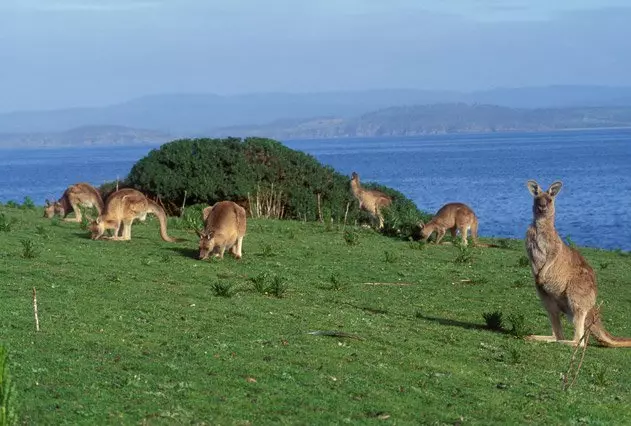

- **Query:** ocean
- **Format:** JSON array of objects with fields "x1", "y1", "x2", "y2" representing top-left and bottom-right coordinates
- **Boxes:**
[{"x1": 1, "y1": 129, "x2": 630, "y2": 250}]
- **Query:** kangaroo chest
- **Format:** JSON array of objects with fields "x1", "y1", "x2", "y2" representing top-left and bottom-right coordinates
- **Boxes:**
[{"x1": 526, "y1": 224, "x2": 559, "y2": 279}]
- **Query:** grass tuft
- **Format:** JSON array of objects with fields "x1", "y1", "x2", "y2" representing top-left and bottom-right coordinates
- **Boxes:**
[
  {"x1": 212, "y1": 282, "x2": 234, "y2": 298},
  {"x1": 268, "y1": 276, "x2": 287, "y2": 298},
  {"x1": 343, "y1": 229, "x2": 359, "y2": 246},
  {"x1": 20, "y1": 239, "x2": 39, "y2": 259},
  {"x1": 517, "y1": 255, "x2": 530, "y2": 268},
  {"x1": 483, "y1": 310, "x2": 504, "y2": 331},
  {"x1": 383, "y1": 250, "x2": 398, "y2": 264}
]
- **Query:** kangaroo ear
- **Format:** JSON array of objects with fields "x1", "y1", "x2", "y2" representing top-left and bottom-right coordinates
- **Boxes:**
[
  {"x1": 45, "y1": 199, "x2": 51, "y2": 206},
  {"x1": 548, "y1": 181, "x2": 563, "y2": 197},
  {"x1": 195, "y1": 228, "x2": 203, "y2": 238},
  {"x1": 526, "y1": 180, "x2": 541, "y2": 196},
  {"x1": 95, "y1": 217, "x2": 102, "y2": 224},
  {"x1": 417, "y1": 220, "x2": 425, "y2": 229}
]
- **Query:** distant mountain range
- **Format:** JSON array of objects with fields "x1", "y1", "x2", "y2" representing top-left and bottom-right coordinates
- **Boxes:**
[
  {"x1": 1, "y1": 85, "x2": 631, "y2": 147},
  {"x1": 210, "y1": 104, "x2": 631, "y2": 139},
  {"x1": 0, "y1": 126, "x2": 171, "y2": 149}
]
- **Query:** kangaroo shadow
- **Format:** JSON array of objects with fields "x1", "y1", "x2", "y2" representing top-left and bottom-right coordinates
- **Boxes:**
[
  {"x1": 417, "y1": 314, "x2": 510, "y2": 335},
  {"x1": 73, "y1": 231, "x2": 93, "y2": 240},
  {"x1": 168, "y1": 247, "x2": 199, "y2": 260}
]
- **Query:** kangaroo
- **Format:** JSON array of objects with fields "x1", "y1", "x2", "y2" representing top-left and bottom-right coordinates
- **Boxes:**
[
  {"x1": 197, "y1": 201, "x2": 247, "y2": 260},
  {"x1": 350, "y1": 172, "x2": 393, "y2": 229},
  {"x1": 525, "y1": 180, "x2": 631, "y2": 347},
  {"x1": 44, "y1": 183, "x2": 104, "y2": 222},
  {"x1": 418, "y1": 203, "x2": 478, "y2": 246},
  {"x1": 89, "y1": 188, "x2": 178, "y2": 242}
]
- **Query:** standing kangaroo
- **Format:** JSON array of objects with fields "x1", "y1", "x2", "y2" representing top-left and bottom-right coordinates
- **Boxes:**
[
  {"x1": 197, "y1": 201, "x2": 247, "y2": 260},
  {"x1": 89, "y1": 188, "x2": 178, "y2": 242},
  {"x1": 350, "y1": 172, "x2": 393, "y2": 229},
  {"x1": 418, "y1": 202, "x2": 478, "y2": 246},
  {"x1": 44, "y1": 183, "x2": 104, "y2": 222},
  {"x1": 525, "y1": 180, "x2": 631, "y2": 347}
]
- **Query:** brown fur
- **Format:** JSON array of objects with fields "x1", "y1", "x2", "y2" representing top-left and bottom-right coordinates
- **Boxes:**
[
  {"x1": 44, "y1": 183, "x2": 104, "y2": 222},
  {"x1": 350, "y1": 172, "x2": 393, "y2": 229},
  {"x1": 197, "y1": 201, "x2": 247, "y2": 260},
  {"x1": 89, "y1": 188, "x2": 178, "y2": 242},
  {"x1": 525, "y1": 180, "x2": 631, "y2": 348},
  {"x1": 419, "y1": 203, "x2": 478, "y2": 246}
]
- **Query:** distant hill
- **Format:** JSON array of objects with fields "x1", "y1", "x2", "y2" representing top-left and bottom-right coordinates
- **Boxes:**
[
  {"x1": 209, "y1": 104, "x2": 631, "y2": 139},
  {"x1": 2, "y1": 85, "x2": 631, "y2": 135},
  {"x1": 0, "y1": 125, "x2": 172, "y2": 148}
]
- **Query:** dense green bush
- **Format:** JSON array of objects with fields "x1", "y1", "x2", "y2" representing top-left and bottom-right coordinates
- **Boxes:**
[{"x1": 125, "y1": 137, "x2": 429, "y2": 238}]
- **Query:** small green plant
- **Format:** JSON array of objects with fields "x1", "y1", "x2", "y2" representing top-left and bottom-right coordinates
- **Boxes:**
[
  {"x1": 408, "y1": 240, "x2": 426, "y2": 250},
  {"x1": 35, "y1": 224, "x2": 50, "y2": 239},
  {"x1": 507, "y1": 313, "x2": 527, "y2": 338},
  {"x1": 49, "y1": 217, "x2": 61, "y2": 227},
  {"x1": 20, "y1": 239, "x2": 40, "y2": 259},
  {"x1": 517, "y1": 256, "x2": 530, "y2": 268},
  {"x1": 328, "y1": 274, "x2": 344, "y2": 291},
  {"x1": 343, "y1": 229, "x2": 359, "y2": 246},
  {"x1": 0, "y1": 346, "x2": 17, "y2": 426},
  {"x1": 469, "y1": 276, "x2": 489, "y2": 285},
  {"x1": 5, "y1": 201, "x2": 18, "y2": 209},
  {"x1": 250, "y1": 272, "x2": 270, "y2": 294},
  {"x1": 384, "y1": 250, "x2": 398, "y2": 264},
  {"x1": 268, "y1": 276, "x2": 287, "y2": 298},
  {"x1": 212, "y1": 282, "x2": 234, "y2": 298},
  {"x1": 591, "y1": 366, "x2": 609, "y2": 387},
  {"x1": 21, "y1": 196, "x2": 36, "y2": 210},
  {"x1": 160, "y1": 253, "x2": 172, "y2": 263},
  {"x1": 507, "y1": 347, "x2": 521, "y2": 365},
  {"x1": 260, "y1": 244, "x2": 274, "y2": 258},
  {"x1": 108, "y1": 274, "x2": 122, "y2": 283},
  {"x1": 454, "y1": 241, "x2": 474, "y2": 264},
  {"x1": 483, "y1": 311, "x2": 504, "y2": 331},
  {"x1": 496, "y1": 239, "x2": 512, "y2": 250},
  {"x1": 0, "y1": 214, "x2": 15, "y2": 232},
  {"x1": 599, "y1": 262, "x2": 610, "y2": 270}
]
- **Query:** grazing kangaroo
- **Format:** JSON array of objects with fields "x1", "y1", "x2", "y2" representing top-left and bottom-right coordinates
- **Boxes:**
[
  {"x1": 197, "y1": 201, "x2": 247, "y2": 260},
  {"x1": 44, "y1": 183, "x2": 104, "y2": 222},
  {"x1": 89, "y1": 188, "x2": 178, "y2": 242},
  {"x1": 350, "y1": 172, "x2": 393, "y2": 229},
  {"x1": 419, "y1": 202, "x2": 478, "y2": 246},
  {"x1": 525, "y1": 180, "x2": 631, "y2": 347}
]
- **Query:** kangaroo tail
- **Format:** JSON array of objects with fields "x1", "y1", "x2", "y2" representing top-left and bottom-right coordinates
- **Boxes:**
[
  {"x1": 470, "y1": 216, "x2": 479, "y2": 242},
  {"x1": 147, "y1": 199, "x2": 179, "y2": 243},
  {"x1": 588, "y1": 308, "x2": 631, "y2": 348}
]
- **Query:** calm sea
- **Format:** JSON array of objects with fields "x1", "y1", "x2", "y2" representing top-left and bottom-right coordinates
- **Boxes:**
[{"x1": 1, "y1": 129, "x2": 630, "y2": 250}]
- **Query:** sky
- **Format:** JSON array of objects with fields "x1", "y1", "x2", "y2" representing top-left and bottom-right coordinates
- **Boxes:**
[{"x1": 1, "y1": 0, "x2": 630, "y2": 112}]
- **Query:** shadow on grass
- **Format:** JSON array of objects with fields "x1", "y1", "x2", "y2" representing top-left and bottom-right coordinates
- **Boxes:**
[
  {"x1": 417, "y1": 314, "x2": 510, "y2": 335},
  {"x1": 168, "y1": 247, "x2": 199, "y2": 259},
  {"x1": 73, "y1": 232, "x2": 92, "y2": 240}
]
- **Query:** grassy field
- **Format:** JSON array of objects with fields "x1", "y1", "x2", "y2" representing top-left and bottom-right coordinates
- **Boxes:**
[{"x1": 1, "y1": 204, "x2": 631, "y2": 425}]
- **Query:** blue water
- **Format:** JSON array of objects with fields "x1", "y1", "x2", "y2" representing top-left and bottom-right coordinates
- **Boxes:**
[{"x1": 1, "y1": 129, "x2": 630, "y2": 250}]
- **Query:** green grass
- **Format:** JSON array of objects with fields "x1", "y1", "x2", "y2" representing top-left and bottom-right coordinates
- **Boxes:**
[{"x1": 1, "y1": 205, "x2": 631, "y2": 424}]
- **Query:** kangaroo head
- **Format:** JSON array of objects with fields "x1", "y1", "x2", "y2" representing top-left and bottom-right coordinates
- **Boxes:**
[
  {"x1": 197, "y1": 231, "x2": 215, "y2": 260},
  {"x1": 43, "y1": 199, "x2": 55, "y2": 218},
  {"x1": 417, "y1": 220, "x2": 434, "y2": 240},
  {"x1": 43, "y1": 200, "x2": 64, "y2": 218},
  {"x1": 89, "y1": 217, "x2": 105, "y2": 240},
  {"x1": 527, "y1": 180, "x2": 562, "y2": 220},
  {"x1": 350, "y1": 172, "x2": 359, "y2": 183}
]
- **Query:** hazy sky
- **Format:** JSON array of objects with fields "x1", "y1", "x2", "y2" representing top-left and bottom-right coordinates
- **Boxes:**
[{"x1": 1, "y1": 0, "x2": 630, "y2": 112}]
